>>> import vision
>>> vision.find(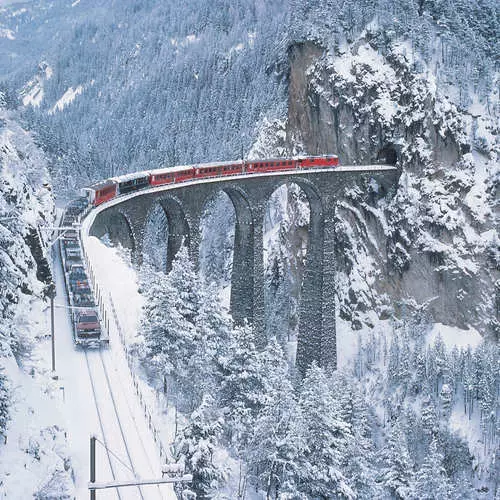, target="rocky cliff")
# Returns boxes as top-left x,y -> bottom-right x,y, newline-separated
281,37 -> 498,338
